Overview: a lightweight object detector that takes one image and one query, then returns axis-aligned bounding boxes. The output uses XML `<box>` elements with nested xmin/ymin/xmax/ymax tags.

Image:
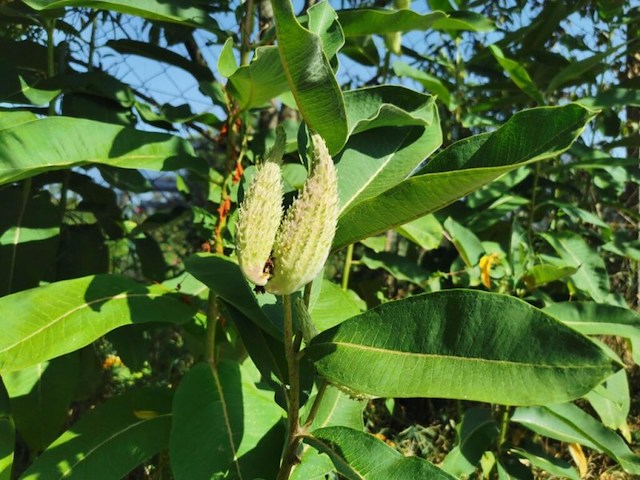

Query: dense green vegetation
<box><xmin>0</xmin><ymin>0</ymin><xmax>638</xmax><ymax>478</ymax></box>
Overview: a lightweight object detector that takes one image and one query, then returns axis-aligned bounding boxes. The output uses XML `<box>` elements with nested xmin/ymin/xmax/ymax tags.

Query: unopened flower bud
<box><xmin>265</xmin><ymin>133</ymin><xmax>339</xmax><ymax>295</ymax></box>
<box><xmin>236</xmin><ymin>131</ymin><xmax>286</xmax><ymax>286</ymax></box>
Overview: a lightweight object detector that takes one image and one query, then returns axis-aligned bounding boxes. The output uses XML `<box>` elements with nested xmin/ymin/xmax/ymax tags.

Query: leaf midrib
<box><xmin>317</xmin><ymin>341</ymin><xmax>606</xmax><ymax>370</ymax></box>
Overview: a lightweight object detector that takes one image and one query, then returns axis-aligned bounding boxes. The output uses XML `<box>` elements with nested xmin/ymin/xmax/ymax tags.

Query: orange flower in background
<box><xmin>479</xmin><ymin>252</ymin><xmax>500</xmax><ymax>288</ymax></box>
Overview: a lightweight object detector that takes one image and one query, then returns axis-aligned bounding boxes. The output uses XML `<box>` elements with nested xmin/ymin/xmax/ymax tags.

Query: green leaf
<box><xmin>441</xmin><ymin>408</ymin><xmax>498</xmax><ymax>477</ymax></box>
<box><xmin>271</xmin><ymin>0</ymin><xmax>347</xmax><ymax>153</ymax></box>
<box><xmin>0</xmin><ymin>112</ymin><xmax>204</xmax><ymax>185</ymax></box>
<box><xmin>578</xmin><ymin>88</ymin><xmax>640</xmax><ymax>108</ymax></box>
<box><xmin>337</xmin><ymin>9</ymin><xmax>494</xmax><ymax>36</ymax></box>
<box><xmin>21</xmin><ymin>387</ymin><xmax>173</xmax><ymax>479</ymax></box>
<box><xmin>546</xmin><ymin>44</ymin><xmax>624</xmax><ymax>92</ymax></box>
<box><xmin>509</xmin><ymin>444</ymin><xmax>579</xmax><ymax>480</ymax></box>
<box><xmin>308</xmin><ymin>280</ymin><xmax>362</xmax><ymax>332</ymax></box>
<box><xmin>396</xmin><ymin>214</ymin><xmax>443</xmax><ymax>251</ymax></box>
<box><xmin>227</xmin><ymin>46</ymin><xmax>288</xmax><ymax>109</ymax></box>
<box><xmin>220</xmin><ymin>301</ymin><xmax>288</xmax><ymax>394</ymax></box>
<box><xmin>170</xmin><ymin>361</ymin><xmax>283</xmax><ymax>480</ymax></box>
<box><xmin>584</xmin><ymin>369</ymin><xmax>630</xmax><ymax>439</ymax></box>
<box><xmin>361</xmin><ymin>251</ymin><xmax>429</xmax><ymax>285</ymax></box>
<box><xmin>392</xmin><ymin>61</ymin><xmax>451</xmax><ymax>106</ymax></box>
<box><xmin>4</xmin><ymin>354</ymin><xmax>78</xmax><ymax>451</ymax></box>
<box><xmin>511</xmin><ymin>403</ymin><xmax>640</xmax><ymax>475</ymax></box>
<box><xmin>304</xmin><ymin>426</ymin><xmax>455</xmax><ymax>479</ymax></box>
<box><xmin>522</xmin><ymin>264</ymin><xmax>578</xmax><ymax>289</ymax></box>
<box><xmin>0</xmin><ymin>274</ymin><xmax>197</xmax><ymax>372</ymax></box>
<box><xmin>291</xmin><ymin>386</ymin><xmax>365</xmax><ymax>480</ymax></box>
<box><xmin>107</xmin><ymin>39</ymin><xmax>214</xmax><ymax>82</ymax></box>
<box><xmin>307</xmin><ymin>290</ymin><xmax>618</xmax><ymax>405</ymax></box>
<box><xmin>0</xmin><ymin>59</ymin><xmax>59</xmax><ymax>106</ymax></box>
<box><xmin>21</xmin><ymin>0</ymin><xmax>222</xmax><ymax>34</ymax></box>
<box><xmin>542</xmin><ymin>302</ymin><xmax>640</xmax><ymax>365</ymax></box>
<box><xmin>444</xmin><ymin>217</ymin><xmax>485</xmax><ymax>267</ymax></box>
<box><xmin>184</xmin><ymin>253</ymin><xmax>281</xmax><ymax>338</ymax></box>
<box><xmin>0</xmin><ymin>380</ymin><xmax>13</xmax><ymax>480</ymax></box>
<box><xmin>488</xmin><ymin>45</ymin><xmax>543</xmax><ymax>104</ymax></box>
<box><xmin>540</xmin><ymin>232</ymin><xmax>611</xmax><ymax>303</ymax></box>
<box><xmin>0</xmin><ymin>187</ymin><xmax>61</xmax><ymax>296</ymax></box>
<box><xmin>217</xmin><ymin>38</ymin><xmax>238</xmax><ymax>78</ymax></box>
<box><xmin>333</xmin><ymin>104</ymin><xmax>597</xmax><ymax>250</ymax></box>
<box><xmin>337</xmin><ymin>86</ymin><xmax>441</xmax><ymax>216</ymax></box>
<box><xmin>497</xmin><ymin>453</ymin><xmax>533</xmax><ymax>480</ymax></box>
<box><xmin>542</xmin><ymin>200</ymin><xmax>611</xmax><ymax>230</ymax></box>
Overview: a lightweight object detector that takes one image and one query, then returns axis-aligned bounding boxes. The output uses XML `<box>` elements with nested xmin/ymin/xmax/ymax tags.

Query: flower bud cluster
<box><xmin>236</xmin><ymin>132</ymin><xmax>339</xmax><ymax>295</ymax></box>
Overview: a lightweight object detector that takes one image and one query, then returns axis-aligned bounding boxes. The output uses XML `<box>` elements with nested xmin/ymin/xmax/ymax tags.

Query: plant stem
<box><xmin>527</xmin><ymin>162</ymin><xmax>541</xmax><ymax>247</ymax></box>
<box><xmin>241</xmin><ymin>0</ymin><xmax>255</xmax><ymax>66</ymax></box>
<box><xmin>277</xmin><ymin>294</ymin><xmax>302</xmax><ymax>480</ymax></box>
<box><xmin>206</xmin><ymin>291</ymin><xmax>219</xmax><ymax>366</ymax></box>
<box><xmin>45</xmin><ymin>18</ymin><xmax>57</xmax><ymax>116</ymax></box>
<box><xmin>497</xmin><ymin>406</ymin><xmax>511</xmax><ymax>451</ymax></box>
<box><xmin>341</xmin><ymin>243</ymin><xmax>354</xmax><ymax>291</ymax></box>
<box><xmin>303</xmin><ymin>380</ymin><xmax>327</xmax><ymax>428</ymax></box>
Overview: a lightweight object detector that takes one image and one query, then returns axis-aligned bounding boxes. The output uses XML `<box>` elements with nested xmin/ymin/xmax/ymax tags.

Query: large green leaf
<box><xmin>291</xmin><ymin>386</ymin><xmax>365</xmax><ymax>480</ymax></box>
<box><xmin>543</xmin><ymin>302</ymin><xmax>640</xmax><ymax>365</ymax></box>
<box><xmin>0</xmin><ymin>187</ymin><xmax>61</xmax><ymax>296</ymax></box>
<box><xmin>337</xmin><ymin>86</ymin><xmax>441</xmax><ymax>215</ymax></box>
<box><xmin>540</xmin><ymin>232</ymin><xmax>611</xmax><ymax>303</ymax></box>
<box><xmin>0</xmin><ymin>112</ymin><xmax>204</xmax><ymax>185</ymax></box>
<box><xmin>0</xmin><ymin>274</ymin><xmax>197</xmax><ymax>372</ymax></box>
<box><xmin>4</xmin><ymin>354</ymin><xmax>78</xmax><ymax>451</ymax></box>
<box><xmin>226</xmin><ymin>2</ymin><xmax>343</xmax><ymax>111</ymax></box>
<box><xmin>306</xmin><ymin>290</ymin><xmax>618</xmax><ymax>405</ymax></box>
<box><xmin>333</xmin><ymin>104</ymin><xmax>597</xmax><ymax>249</ymax></box>
<box><xmin>337</xmin><ymin>8</ymin><xmax>494</xmax><ymax>35</ymax></box>
<box><xmin>511</xmin><ymin>403</ymin><xmax>640</xmax><ymax>475</ymax></box>
<box><xmin>170</xmin><ymin>361</ymin><xmax>283</xmax><ymax>480</ymax></box>
<box><xmin>21</xmin><ymin>387</ymin><xmax>173</xmax><ymax>479</ymax></box>
<box><xmin>20</xmin><ymin>0</ymin><xmax>222</xmax><ymax>34</ymax></box>
<box><xmin>184</xmin><ymin>253</ymin><xmax>281</xmax><ymax>338</ymax></box>
<box><xmin>0</xmin><ymin>380</ymin><xmax>13</xmax><ymax>480</ymax></box>
<box><xmin>271</xmin><ymin>0</ymin><xmax>347</xmax><ymax>153</ymax></box>
<box><xmin>304</xmin><ymin>426</ymin><xmax>455</xmax><ymax>479</ymax></box>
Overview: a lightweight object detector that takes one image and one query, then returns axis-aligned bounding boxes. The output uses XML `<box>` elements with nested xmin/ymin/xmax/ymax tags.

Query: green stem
<box><xmin>303</xmin><ymin>282</ymin><xmax>312</xmax><ymax>307</ymax></box>
<box><xmin>241</xmin><ymin>0</ymin><xmax>256</xmax><ymax>66</ymax></box>
<box><xmin>497</xmin><ymin>406</ymin><xmax>511</xmax><ymax>451</ymax></box>
<box><xmin>277</xmin><ymin>294</ymin><xmax>301</xmax><ymax>480</ymax></box>
<box><xmin>45</xmin><ymin>18</ymin><xmax>57</xmax><ymax>115</ymax></box>
<box><xmin>303</xmin><ymin>380</ymin><xmax>327</xmax><ymax>428</ymax></box>
<box><xmin>527</xmin><ymin>162</ymin><xmax>541</xmax><ymax>247</ymax></box>
<box><xmin>88</xmin><ymin>14</ymin><xmax>98</xmax><ymax>72</ymax></box>
<box><xmin>341</xmin><ymin>243</ymin><xmax>354</xmax><ymax>291</ymax></box>
<box><xmin>206</xmin><ymin>291</ymin><xmax>219</xmax><ymax>366</ymax></box>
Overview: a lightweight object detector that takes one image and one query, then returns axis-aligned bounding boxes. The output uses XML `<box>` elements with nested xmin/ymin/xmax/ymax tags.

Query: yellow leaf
<box><xmin>568</xmin><ymin>442</ymin><xmax>588</xmax><ymax>478</ymax></box>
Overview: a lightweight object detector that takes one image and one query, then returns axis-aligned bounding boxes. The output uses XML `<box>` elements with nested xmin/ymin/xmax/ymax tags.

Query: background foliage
<box><xmin>0</xmin><ymin>0</ymin><xmax>639</xmax><ymax>478</ymax></box>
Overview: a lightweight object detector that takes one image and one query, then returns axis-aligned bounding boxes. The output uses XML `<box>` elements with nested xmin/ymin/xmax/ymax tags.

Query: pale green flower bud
<box><xmin>235</xmin><ymin>131</ymin><xmax>286</xmax><ymax>286</ymax></box>
<box><xmin>265</xmin><ymin>133</ymin><xmax>339</xmax><ymax>295</ymax></box>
